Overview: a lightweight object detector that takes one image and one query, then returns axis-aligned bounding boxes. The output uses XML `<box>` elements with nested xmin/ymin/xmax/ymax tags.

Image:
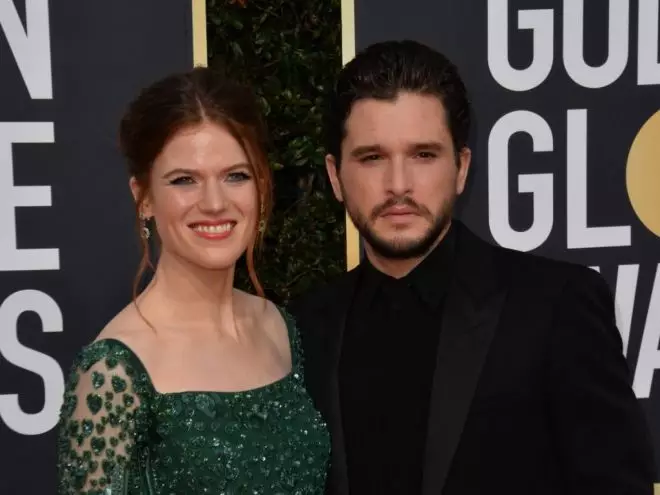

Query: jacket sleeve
<box><xmin>548</xmin><ymin>266</ymin><xmax>656</xmax><ymax>494</ymax></box>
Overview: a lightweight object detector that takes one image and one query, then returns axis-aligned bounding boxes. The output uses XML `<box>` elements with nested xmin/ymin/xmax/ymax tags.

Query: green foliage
<box><xmin>207</xmin><ymin>0</ymin><xmax>345</xmax><ymax>303</ymax></box>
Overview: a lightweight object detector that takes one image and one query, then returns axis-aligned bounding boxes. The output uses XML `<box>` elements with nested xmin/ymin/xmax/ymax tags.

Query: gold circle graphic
<box><xmin>626</xmin><ymin>110</ymin><xmax>660</xmax><ymax>238</ymax></box>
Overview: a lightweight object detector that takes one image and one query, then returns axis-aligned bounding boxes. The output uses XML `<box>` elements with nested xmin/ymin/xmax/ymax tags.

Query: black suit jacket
<box><xmin>289</xmin><ymin>221</ymin><xmax>655</xmax><ymax>495</ymax></box>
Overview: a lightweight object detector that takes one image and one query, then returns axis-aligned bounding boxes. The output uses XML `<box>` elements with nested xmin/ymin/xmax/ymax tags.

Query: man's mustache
<box><xmin>370</xmin><ymin>197</ymin><xmax>429</xmax><ymax>220</ymax></box>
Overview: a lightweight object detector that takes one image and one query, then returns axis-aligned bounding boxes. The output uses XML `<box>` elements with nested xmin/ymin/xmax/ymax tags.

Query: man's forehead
<box><xmin>347</xmin><ymin>92</ymin><xmax>447</xmax><ymax>115</ymax></box>
<box><xmin>345</xmin><ymin>94</ymin><xmax>447</xmax><ymax>129</ymax></box>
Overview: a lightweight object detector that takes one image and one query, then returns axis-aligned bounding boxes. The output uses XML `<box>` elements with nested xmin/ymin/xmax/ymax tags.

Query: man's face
<box><xmin>327</xmin><ymin>92</ymin><xmax>471</xmax><ymax>260</ymax></box>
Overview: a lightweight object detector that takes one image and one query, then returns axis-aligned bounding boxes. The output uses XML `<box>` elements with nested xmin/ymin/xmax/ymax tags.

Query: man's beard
<box><xmin>344</xmin><ymin>192</ymin><xmax>454</xmax><ymax>260</ymax></box>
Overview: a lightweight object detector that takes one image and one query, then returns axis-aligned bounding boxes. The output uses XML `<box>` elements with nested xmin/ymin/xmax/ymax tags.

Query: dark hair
<box><xmin>325</xmin><ymin>40</ymin><xmax>471</xmax><ymax>164</ymax></box>
<box><xmin>119</xmin><ymin>66</ymin><xmax>272</xmax><ymax>299</ymax></box>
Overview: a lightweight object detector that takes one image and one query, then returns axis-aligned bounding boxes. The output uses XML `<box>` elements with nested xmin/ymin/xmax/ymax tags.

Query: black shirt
<box><xmin>338</xmin><ymin>225</ymin><xmax>456</xmax><ymax>494</ymax></box>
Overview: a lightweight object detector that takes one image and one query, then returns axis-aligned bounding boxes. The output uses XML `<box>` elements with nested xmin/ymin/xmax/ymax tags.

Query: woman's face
<box><xmin>134</xmin><ymin>121</ymin><xmax>258</xmax><ymax>271</ymax></box>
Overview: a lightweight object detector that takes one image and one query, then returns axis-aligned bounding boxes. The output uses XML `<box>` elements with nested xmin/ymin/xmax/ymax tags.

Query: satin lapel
<box><xmin>421</xmin><ymin>224</ymin><xmax>508</xmax><ymax>495</ymax></box>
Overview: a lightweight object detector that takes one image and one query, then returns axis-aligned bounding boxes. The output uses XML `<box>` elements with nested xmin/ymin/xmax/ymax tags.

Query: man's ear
<box><xmin>455</xmin><ymin>147</ymin><xmax>472</xmax><ymax>196</ymax></box>
<box><xmin>325</xmin><ymin>154</ymin><xmax>344</xmax><ymax>203</ymax></box>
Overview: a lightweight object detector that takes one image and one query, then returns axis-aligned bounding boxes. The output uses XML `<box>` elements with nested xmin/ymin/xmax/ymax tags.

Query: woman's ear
<box><xmin>129</xmin><ymin>177</ymin><xmax>152</xmax><ymax>218</ymax></box>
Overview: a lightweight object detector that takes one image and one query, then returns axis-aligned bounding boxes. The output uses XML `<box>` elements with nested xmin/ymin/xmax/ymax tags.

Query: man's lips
<box><xmin>380</xmin><ymin>206</ymin><xmax>418</xmax><ymax>216</ymax></box>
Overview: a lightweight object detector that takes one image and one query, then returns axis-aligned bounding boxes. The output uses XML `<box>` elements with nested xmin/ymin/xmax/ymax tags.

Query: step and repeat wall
<box><xmin>0</xmin><ymin>1</ymin><xmax>199</xmax><ymax>492</ymax></box>
<box><xmin>2</xmin><ymin>0</ymin><xmax>659</xmax><ymax>491</ymax></box>
<box><xmin>350</xmin><ymin>0</ymin><xmax>660</xmax><ymax>482</ymax></box>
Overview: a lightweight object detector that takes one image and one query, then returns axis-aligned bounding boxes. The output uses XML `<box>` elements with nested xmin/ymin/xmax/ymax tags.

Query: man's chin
<box><xmin>376</xmin><ymin>234</ymin><xmax>422</xmax><ymax>249</ymax></box>
<box><xmin>378</xmin><ymin>214</ymin><xmax>422</xmax><ymax>229</ymax></box>
<box><xmin>369</xmin><ymin>226</ymin><xmax>426</xmax><ymax>245</ymax></box>
<box><xmin>361</xmin><ymin>218</ymin><xmax>452</xmax><ymax>259</ymax></box>
<box><xmin>365</xmin><ymin>234</ymin><xmax>431</xmax><ymax>260</ymax></box>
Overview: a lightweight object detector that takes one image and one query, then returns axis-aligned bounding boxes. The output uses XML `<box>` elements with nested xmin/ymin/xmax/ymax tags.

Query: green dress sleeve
<box><xmin>56</xmin><ymin>340</ymin><xmax>151</xmax><ymax>494</ymax></box>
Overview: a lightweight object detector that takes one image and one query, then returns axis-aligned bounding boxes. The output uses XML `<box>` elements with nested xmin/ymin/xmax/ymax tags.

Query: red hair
<box><xmin>118</xmin><ymin>67</ymin><xmax>272</xmax><ymax>300</ymax></box>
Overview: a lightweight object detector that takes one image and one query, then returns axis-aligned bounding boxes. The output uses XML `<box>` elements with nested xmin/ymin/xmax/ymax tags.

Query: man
<box><xmin>289</xmin><ymin>40</ymin><xmax>655</xmax><ymax>495</ymax></box>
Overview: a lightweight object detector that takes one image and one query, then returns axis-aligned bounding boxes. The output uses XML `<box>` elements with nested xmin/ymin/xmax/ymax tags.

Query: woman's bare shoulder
<box><xmin>94</xmin><ymin>302</ymin><xmax>153</xmax><ymax>347</ymax></box>
<box><xmin>234</xmin><ymin>289</ymin><xmax>280</xmax><ymax>320</ymax></box>
<box><xmin>234</xmin><ymin>289</ymin><xmax>288</xmax><ymax>350</ymax></box>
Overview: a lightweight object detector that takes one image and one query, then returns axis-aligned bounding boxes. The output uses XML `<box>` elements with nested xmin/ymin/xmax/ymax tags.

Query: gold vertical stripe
<box><xmin>655</xmin><ymin>483</ymin><xmax>660</xmax><ymax>494</ymax></box>
<box><xmin>192</xmin><ymin>0</ymin><xmax>208</xmax><ymax>67</ymax></box>
<box><xmin>340</xmin><ymin>0</ymin><xmax>360</xmax><ymax>271</ymax></box>
<box><xmin>345</xmin><ymin>211</ymin><xmax>360</xmax><ymax>270</ymax></box>
<box><xmin>341</xmin><ymin>0</ymin><xmax>355</xmax><ymax>64</ymax></box>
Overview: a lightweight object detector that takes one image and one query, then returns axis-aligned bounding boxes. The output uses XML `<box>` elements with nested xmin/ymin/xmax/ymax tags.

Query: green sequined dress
<box><xmin>56</xmin><ymin>311</ymin><xmax>330</xmax><ymax>494</ymax></box>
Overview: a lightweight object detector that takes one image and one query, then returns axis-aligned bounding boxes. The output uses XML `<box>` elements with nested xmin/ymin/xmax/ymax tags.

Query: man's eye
<box><xmin>416</xmin><ymin>151</ymin><xmax>437</xmax><ymax>159</ymax></box>
<box><xmin>360</xmin><ymin>154</ymin><xmax>382</xmax><ymax>163</ymax></box>
<box><xmin>169</xmin><ymin>176</ymin><xmax>196</xmax><ymax>185</ymax></box>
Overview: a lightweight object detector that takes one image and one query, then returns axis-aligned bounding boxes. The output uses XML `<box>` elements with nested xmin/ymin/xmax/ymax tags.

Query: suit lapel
<box><xmin>421</xmin><ymin>224</ymin><xmax>508</xmax><ymax>495</ymax></box>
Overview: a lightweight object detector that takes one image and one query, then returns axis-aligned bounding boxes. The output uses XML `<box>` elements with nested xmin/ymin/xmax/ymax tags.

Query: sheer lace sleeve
<box><xmin>56</xmin><ymin>340</ymin><xmax>152</xmax><ymax>494</ymax></box>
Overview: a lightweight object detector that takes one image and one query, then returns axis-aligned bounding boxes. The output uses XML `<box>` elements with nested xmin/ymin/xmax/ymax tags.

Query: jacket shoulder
<box><xmin>457</xmin><ymin>222</ymin><xmax>608</xmax><ymax>294</ymax></box>
<box><xmin>488</xmin><ymin>240</ymin><xmax>610</xmax><ymax>296</ymax></box>
<box><xmin>287</xmin><ymin>267</ymin><xmax>361</xmax><ymax>317</ymax></box>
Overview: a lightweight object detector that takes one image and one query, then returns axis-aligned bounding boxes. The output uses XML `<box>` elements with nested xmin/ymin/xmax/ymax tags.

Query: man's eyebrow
<box><xmin>349</xmin><ymin>145</ymin><xmax>386</xmax><ymax>158</ymax></box>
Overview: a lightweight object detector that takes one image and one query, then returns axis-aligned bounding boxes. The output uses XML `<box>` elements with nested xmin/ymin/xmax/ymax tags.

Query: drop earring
<box><xmin>140</xmin><ymin>214</ymin><xmax>151</xmax><ymax>240</ymax></box>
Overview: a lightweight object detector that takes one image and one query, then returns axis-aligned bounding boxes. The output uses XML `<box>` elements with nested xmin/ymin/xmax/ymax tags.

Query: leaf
<box><xmin>207</xmin><ymin>0</ymin><xmax>344</xmax><ymax>303</ymax></box>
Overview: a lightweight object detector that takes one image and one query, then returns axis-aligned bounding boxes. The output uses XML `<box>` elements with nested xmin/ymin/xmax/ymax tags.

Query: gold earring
<box><xmin>140</xmin><ymin>215</ymin><xmax>151</xmax><ymax>240</ymax></box>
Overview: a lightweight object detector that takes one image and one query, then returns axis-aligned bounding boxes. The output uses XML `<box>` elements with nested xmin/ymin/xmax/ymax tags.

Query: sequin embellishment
<box><xmin>56</xmin><ymin>308</ymin><xmax>330</xmax><ymax>494</ymax></box>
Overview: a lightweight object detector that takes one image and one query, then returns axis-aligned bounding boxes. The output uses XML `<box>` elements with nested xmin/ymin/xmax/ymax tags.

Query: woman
<box><xmin>56</xmin><ymin>67</ymin><xmax>330</xmax><ymax>494</ymax></box>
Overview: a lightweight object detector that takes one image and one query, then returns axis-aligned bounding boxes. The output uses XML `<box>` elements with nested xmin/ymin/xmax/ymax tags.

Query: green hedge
<box><xmin>206</xmin><ymin>0</ymin><xmax>345</xmax><ymax>303</ymax></box>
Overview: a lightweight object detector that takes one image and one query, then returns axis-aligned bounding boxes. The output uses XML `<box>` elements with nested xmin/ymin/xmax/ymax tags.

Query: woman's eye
<box><xmin>227</xmin><ymin>171</ymin><xmax>252</xmax><ymax>182</ymax></box>
<box><xmin>169</xmin><ymin>176</ymin><xmax>196</xmax><ymax>186</ymax></box>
